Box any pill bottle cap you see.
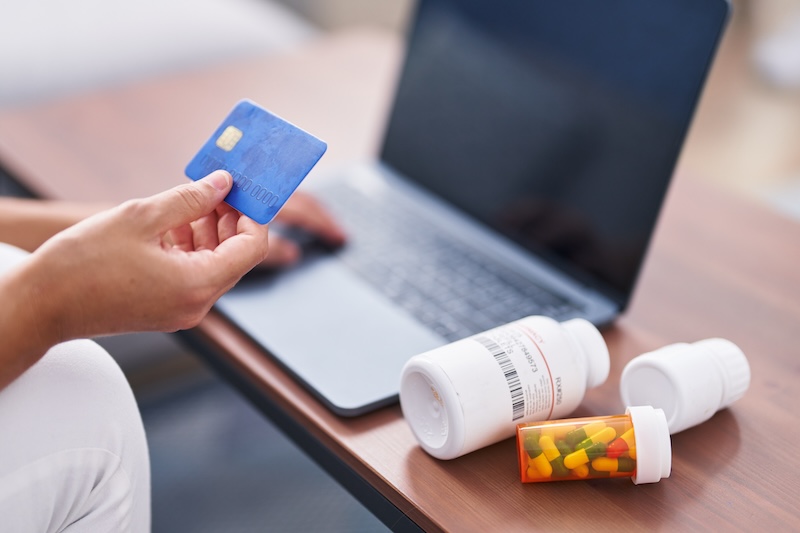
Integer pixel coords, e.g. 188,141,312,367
561,318,610,389
626,405,672,484
620,338,751,434
694,338,751,408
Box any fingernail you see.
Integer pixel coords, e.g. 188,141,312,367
208,170,231,191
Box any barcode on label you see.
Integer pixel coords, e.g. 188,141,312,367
474,335,524,420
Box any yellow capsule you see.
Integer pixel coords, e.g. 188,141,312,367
592,457,617,472
529,452,552,477
576,426,617,450
564,442,607,469
628,446,637,460
539,436,561,462
563,448,589,470
592,457,636,473
526,465,546,480
571,464,589,478
583,420,607,435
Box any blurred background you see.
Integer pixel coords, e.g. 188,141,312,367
0,0,798,531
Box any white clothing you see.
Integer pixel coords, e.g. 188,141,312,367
0,242,151,532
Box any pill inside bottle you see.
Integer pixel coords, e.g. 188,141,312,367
517,406,671,484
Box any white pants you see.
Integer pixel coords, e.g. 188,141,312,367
0,243,151,532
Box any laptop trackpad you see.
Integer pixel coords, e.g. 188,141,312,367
216,256,446,416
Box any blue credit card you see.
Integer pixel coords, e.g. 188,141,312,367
185,99,327,224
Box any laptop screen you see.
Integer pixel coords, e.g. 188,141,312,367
381,0,729,307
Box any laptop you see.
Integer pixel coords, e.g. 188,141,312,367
216,0,731,416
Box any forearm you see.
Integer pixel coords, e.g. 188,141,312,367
0,256,63,390
0,198,111,252
0,171,269,390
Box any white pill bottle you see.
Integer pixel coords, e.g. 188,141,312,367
399,315,610,460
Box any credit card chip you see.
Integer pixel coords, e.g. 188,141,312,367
215,125,243,151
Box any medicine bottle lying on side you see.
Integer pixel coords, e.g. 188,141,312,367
400,315,610,460
517,406,671,484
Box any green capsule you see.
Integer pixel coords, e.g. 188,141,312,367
575,427,618,451
565,421,606,448
523,430,542,458
556,439,572,456
585,441,608,460
618,457,636,472
592,456,637,473
550,456,569,478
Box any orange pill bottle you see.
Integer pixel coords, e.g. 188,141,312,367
517,405,671,484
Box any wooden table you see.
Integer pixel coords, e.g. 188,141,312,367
1,30,798,532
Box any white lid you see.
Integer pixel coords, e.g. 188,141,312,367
399,356,466,460
626,406,672,484
693,338,751,408
561,318,610,389
620,339,751,434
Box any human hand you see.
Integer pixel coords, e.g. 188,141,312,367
258,190,346,267
23,170,270,344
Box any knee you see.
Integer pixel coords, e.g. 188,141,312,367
18,340,144,444
0,339,151,531
3,339,143,452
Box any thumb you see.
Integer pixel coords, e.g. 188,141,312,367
145,170,233,232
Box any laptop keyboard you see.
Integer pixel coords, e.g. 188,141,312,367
322,185,581,342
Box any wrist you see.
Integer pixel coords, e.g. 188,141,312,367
0,254,66,363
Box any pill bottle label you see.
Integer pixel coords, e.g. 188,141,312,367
472,320,567,422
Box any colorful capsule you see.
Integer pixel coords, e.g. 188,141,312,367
540,435,569,477
529,452,552,477
563,442,607,469
522,431,553,477
571,463,590,478
556,440,571,457
592,457,636,473
522,431,541,457
576,426,617,451
540,436,560,462
518,410,670,484
587,464,610,478
607,428,636,459
526,465,547,480
551,457,569,477
565,421,606,448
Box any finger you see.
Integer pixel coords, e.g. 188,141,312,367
274,192,346,245
204,217,270,286
167,223,195,252
260,234,300,267
143,170,232,233
216,203,241,243
192,211,220,251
